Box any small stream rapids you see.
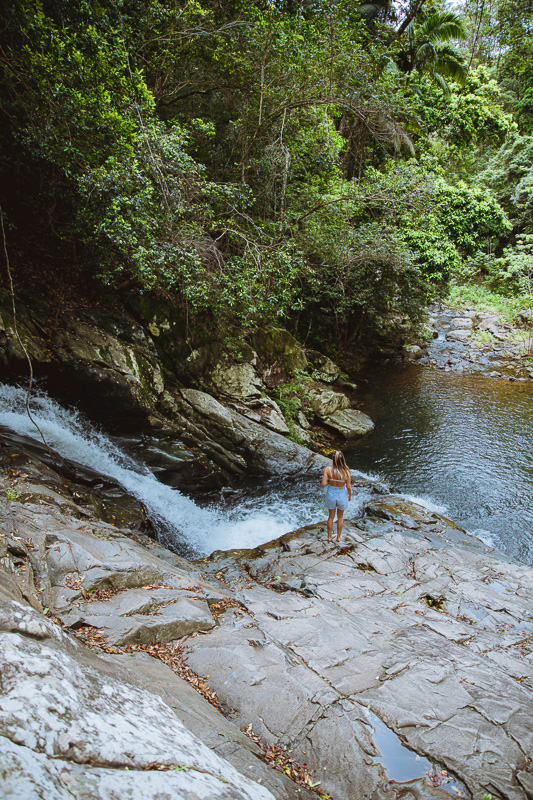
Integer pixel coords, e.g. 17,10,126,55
0,384,374,557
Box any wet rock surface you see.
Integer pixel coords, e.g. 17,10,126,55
2,467,532,800
200,508,533,800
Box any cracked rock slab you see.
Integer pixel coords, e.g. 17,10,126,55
77,595,215,646
0,598,273,800
196,511,533,800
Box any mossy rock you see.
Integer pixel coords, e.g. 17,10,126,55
251,327,307,386
305,349,341,383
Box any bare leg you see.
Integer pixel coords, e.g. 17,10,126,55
336,510,344,542
327,509,336,542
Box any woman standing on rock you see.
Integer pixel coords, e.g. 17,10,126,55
322,451,352,542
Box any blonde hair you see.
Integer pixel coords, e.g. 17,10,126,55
331,450,350,481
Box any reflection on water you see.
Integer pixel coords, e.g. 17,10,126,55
361,706,467,795
349,365,533,565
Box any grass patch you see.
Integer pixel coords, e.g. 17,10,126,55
447,281,514,317
470,329,496,347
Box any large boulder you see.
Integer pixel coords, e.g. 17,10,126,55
0,303,166,426
446,329,471,342
241,397,290,434
179,388,328,475
252,327,307,388
185,344,263,402
184,344,296,436
211,358,263,401
451,318,474,329
322,408,375,439
306,384,350,417
305,349,342,383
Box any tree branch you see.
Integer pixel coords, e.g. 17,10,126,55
389,0,428,43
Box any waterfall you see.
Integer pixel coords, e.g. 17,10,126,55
0,384,340,556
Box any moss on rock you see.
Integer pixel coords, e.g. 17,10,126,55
251,327,307,387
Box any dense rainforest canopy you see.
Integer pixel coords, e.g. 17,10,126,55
1,0,532,353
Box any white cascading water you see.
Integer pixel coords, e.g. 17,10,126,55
0,384,368,556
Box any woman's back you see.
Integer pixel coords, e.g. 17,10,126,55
328,466,347,486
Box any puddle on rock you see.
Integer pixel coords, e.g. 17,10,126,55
361,706,469,796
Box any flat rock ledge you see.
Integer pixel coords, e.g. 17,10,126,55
1,482,533,800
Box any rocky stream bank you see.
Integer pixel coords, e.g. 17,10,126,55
0,295,376,479
1,295,533,799
406,304,533,382
1,441,533,800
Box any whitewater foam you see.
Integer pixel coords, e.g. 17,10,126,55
402,493,448,516
0,384,332,556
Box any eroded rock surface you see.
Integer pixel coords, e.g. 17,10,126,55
196,502,533,800
2,473,533,800
322,407,375,439
0,488,312,800
178,388,329,475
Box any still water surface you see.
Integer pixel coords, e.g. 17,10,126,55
349,364,533,565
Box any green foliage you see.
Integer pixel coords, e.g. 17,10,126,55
434,181,510,250
400,178,509,285
498,235,533,313
447,282,515,315
447,68,515,146
396,10,467,97
76,121,210,289
269,376,309,421
1,0,527,352
478,134,533,231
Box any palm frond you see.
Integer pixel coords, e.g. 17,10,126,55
406,19,416,50
431,72,451,97
416,12,467,44
435,54,468,84
367,109,416,155
415,42,437,64
377,55,401,78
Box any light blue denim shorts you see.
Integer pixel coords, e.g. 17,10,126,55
325,485,349,511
